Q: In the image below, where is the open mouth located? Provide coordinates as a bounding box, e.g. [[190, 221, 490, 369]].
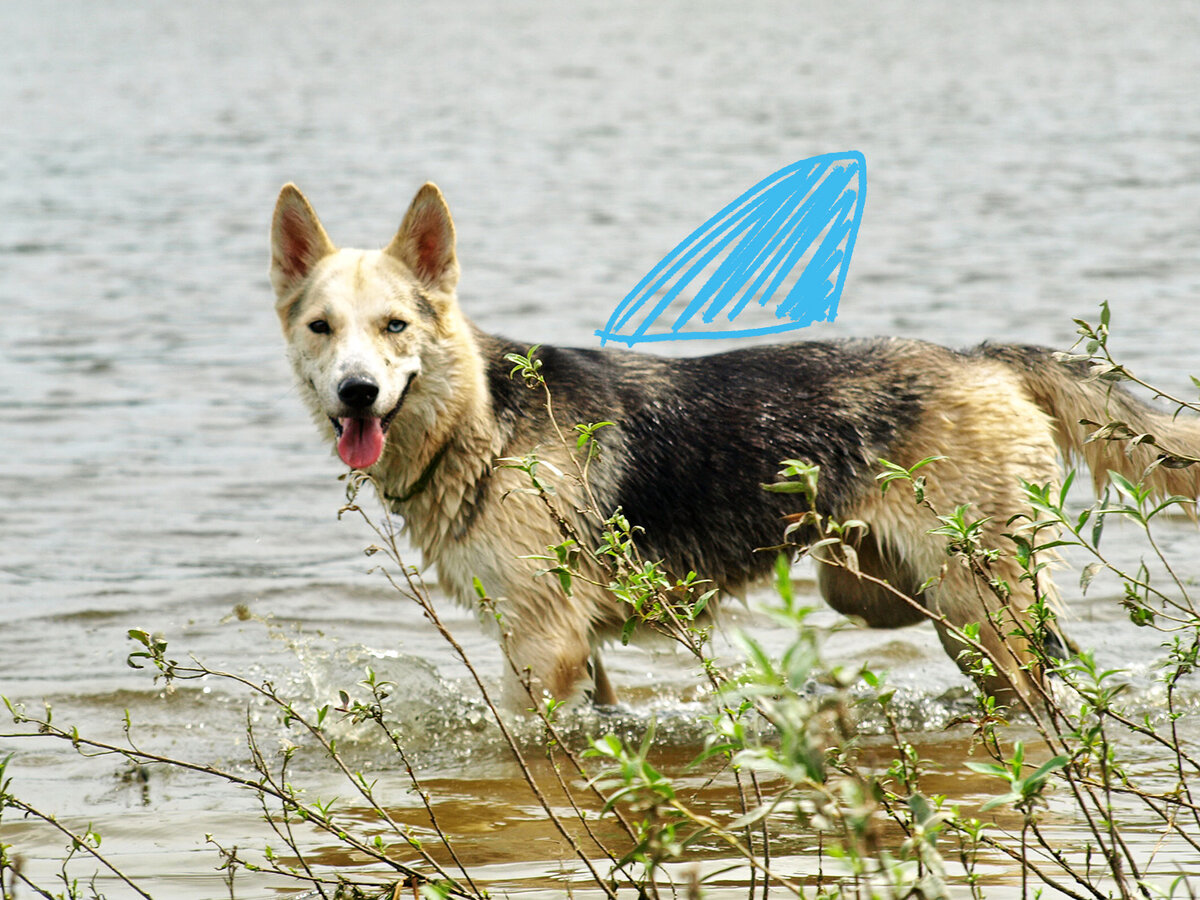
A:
[[329, 374, 416, 469]]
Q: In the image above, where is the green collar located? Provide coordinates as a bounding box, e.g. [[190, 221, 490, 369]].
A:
[[386, 441, 451, 505]]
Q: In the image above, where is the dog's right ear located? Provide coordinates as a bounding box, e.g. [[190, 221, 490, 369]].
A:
[[270, 184, 336, 300]]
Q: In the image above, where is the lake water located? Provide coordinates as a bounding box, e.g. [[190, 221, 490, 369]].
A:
[[3, 1, 1200, 896]]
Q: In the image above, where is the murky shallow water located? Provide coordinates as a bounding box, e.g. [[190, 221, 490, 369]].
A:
[[3, 1, 1200, 896]]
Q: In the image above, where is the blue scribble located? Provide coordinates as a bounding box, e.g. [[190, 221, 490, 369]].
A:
[[596, 152, 866, 347]]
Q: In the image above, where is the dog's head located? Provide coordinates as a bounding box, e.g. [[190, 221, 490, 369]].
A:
[[269, 183, 463, 469]]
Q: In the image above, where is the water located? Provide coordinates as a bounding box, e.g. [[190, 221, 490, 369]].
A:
[[3, 1, 1200, 896]]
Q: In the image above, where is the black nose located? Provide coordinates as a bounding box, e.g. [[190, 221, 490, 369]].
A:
[[338, 376, 379, 410]]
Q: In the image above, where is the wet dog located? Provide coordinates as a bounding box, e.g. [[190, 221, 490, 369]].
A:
[[270, 182, 1200, 707]]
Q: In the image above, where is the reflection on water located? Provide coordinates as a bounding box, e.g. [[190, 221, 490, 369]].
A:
[[3, 0, 1200, 896]]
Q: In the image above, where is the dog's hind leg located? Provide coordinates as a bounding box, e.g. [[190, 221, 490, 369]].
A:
[[815, 520, 1060, 708], [815, 530, 929, 628], [925, 551, 1057, 710]]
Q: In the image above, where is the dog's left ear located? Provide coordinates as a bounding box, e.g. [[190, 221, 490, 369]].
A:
[[385, 183, 459, 295]]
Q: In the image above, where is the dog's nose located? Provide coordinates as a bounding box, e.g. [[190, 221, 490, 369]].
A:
[[338, 376, 379, 410]]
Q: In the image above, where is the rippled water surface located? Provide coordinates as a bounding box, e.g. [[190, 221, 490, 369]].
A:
[[3, 1, 1200, 896]]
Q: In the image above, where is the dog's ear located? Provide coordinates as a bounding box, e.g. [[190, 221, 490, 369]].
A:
[[270, 184, 336, 299], [385, 183, 459, 295]]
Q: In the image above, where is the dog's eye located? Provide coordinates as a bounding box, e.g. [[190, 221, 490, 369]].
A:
[[308, 319, 331, 335], [386, 319, 408, 334]]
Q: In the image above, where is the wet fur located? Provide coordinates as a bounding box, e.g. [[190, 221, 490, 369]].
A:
[[271, 183, 1200, 708]]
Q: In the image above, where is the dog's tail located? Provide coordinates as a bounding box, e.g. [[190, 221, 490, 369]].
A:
[[981, 343, 1200, 501]]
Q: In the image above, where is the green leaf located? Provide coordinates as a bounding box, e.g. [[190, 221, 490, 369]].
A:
[[964, 761, 1009, 778], [761, 480, 813, 494], [1108, 470, 1140, 499], [1079, 562, 1103, 594], [1025, 755, 1069, 785], [980, 791, 1023, 812]]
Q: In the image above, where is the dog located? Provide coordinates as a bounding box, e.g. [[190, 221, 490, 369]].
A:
[[270, 181, 1200, 709]]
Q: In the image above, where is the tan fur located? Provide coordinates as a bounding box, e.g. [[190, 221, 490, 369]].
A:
[[815, 348, 1200, 706], [1019, 359, 1200, 500], [816, 357, 1058, 702]]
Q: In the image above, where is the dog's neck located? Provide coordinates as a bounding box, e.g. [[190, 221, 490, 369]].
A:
[[374, 314, 504, 559]]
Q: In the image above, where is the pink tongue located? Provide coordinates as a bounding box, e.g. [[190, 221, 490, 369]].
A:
[[337, 418, 385, 469]]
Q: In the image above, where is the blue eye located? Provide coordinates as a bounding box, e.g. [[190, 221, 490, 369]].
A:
[[309, 319, 330, 334], [387, 319, 407, 334]]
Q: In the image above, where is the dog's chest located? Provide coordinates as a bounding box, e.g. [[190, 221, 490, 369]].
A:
[[404, 465, 572, 599]]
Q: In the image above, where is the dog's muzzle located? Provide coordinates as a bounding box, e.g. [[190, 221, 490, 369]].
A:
[[329, 372, 416, 469]]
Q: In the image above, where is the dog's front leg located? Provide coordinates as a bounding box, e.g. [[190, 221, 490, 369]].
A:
[[498, 616, 595, 710], [587, 653, 617, 707]]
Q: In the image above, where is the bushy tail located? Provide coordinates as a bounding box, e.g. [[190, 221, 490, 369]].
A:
[[981, 344, 1200, 500]]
